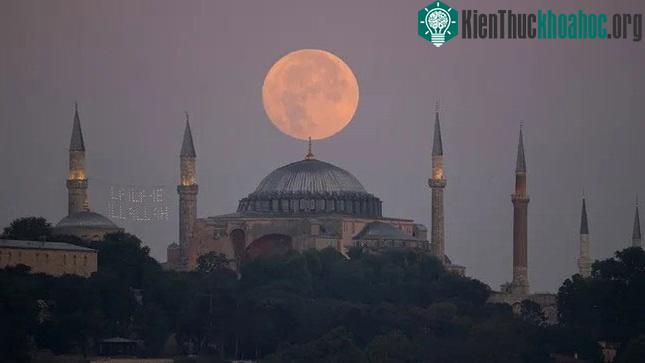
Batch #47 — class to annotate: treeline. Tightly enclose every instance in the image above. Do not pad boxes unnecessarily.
[1,217,644,362]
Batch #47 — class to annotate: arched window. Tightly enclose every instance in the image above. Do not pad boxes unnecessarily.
[84,255,88,266]
[73,255,77,265]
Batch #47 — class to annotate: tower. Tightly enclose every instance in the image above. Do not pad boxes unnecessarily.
[511,126,529,294]
[578,195,591,277]
[177,113,198,269]
[67,103,89,215]
[428,103,446,260]
[633,198,641,248]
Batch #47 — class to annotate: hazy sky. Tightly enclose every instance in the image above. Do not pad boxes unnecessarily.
[1,0,644,292]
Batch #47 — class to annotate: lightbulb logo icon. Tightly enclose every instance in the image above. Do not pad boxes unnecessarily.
[418,1,458,47]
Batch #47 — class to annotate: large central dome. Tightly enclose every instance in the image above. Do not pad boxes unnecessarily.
[237,158,382,217]
[255,159,367,195]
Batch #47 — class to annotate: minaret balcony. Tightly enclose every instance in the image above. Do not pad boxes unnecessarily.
[66,179,88,188]
[177,184,199,194]
[428,179,446,188]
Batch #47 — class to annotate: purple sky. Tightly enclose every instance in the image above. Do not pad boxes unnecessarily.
[1,0,644,292]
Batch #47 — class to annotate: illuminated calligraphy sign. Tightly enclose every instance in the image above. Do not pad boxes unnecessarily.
[106,185,169,222]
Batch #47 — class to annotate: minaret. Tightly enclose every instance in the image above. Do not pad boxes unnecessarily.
[428,102,446,260]
[67,102,89,215]
[511,126,529,294]
[578,195,591,277]
[177,113,198,269]
[633,197,642,248]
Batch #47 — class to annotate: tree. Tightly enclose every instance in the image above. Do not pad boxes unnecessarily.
[265,327,364,362]
[617,335,645,362]
[519,300,546,326]
[1,217,52,241]
[197,252,232,274]
[558,247,645,347]
[365,330,418,363]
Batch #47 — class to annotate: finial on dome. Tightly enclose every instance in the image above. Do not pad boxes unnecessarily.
[305,137,315,160]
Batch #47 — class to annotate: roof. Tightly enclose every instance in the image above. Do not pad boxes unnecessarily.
[0,239,95,252]
[516,127,526,173]
[353,221,418,241]
[432,110,443,156]
[70,103,85,152]
[180,117,196,157]
[55,211,120,230]
[634,204,641,240]
[251,158,369,196]
[580,197,589,234]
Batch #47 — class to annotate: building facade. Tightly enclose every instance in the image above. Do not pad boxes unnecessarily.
[0,239,97,277]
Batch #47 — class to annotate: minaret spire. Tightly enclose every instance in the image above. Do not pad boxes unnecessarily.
[429,101,447,260]
[181,112,197,158]
[66,102,89,214]
[580,195,589,234]
[432,102,443,156]
[70,102,85,152]
[516,124,526,173]
[633,196,642,247]
[511,125,530,294]
[578,194,591,277]
[305,137,315,160]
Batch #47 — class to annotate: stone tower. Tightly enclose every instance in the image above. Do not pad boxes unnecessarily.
[67,103,89,215]
[633,198,641,248]
[177,113,198,269]
[578,195,591,277]
[511,126,529,294]
[428,103,446,260]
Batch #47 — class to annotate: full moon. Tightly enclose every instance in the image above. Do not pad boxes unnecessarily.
[262,49,359,140]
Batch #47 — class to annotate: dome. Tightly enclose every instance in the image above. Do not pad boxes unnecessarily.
[55,211,119,230]
[255,159,367,195]
[238,158,382,217]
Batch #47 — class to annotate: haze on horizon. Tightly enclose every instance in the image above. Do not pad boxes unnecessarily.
[1,0,644,292]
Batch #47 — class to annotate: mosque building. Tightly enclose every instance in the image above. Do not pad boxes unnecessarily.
[166,108,464,273]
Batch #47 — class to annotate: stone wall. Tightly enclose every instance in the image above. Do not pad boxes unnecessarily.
[0,247,97,277]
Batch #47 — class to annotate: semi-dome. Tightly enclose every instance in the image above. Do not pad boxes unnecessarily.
[55,211,119,230]
[238,158,382,217]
